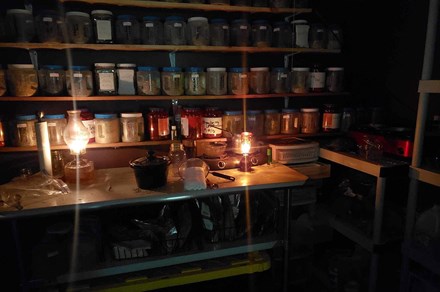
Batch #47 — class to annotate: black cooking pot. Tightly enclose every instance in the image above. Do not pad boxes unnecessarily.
[129,151,169,189]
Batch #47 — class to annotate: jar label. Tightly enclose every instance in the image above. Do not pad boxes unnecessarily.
[48,122,57,127]
[82,120,95,139]
[222,26,228,30]
[95,20,112,41]
[191,73,199,78]
[123,21,132,26]
[239,73,247,78]
[203,117,222,135]
[49,73,59,78]
[259,26,267,30]
[98,72,116,91]
[280,73,288,78]
[274,28,280,32]
[240,25,248,30]
[174,23,183,28]
[73,73,83,78]
[181,117,189,137]
[310,72,325,89]
[248,116,256,121]
[158,117,169,136]
[17,124,27,128]
[145,23,154,27]
[43,17,53,22]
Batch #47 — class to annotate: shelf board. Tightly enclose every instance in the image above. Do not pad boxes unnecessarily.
[409,166,440,187]
[418,80,440,93]
[0,42,340,53]
[60,0,312,14]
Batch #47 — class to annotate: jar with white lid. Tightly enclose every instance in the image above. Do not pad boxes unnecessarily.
[210,18,229,46]
[7,64,38,97]
[94,63,117,95]
[161,67,184,96]
[187,17,209,46]
[281,108,300,134]
[245,110,264,136]
[164,16,186,45]
[141,16,163,45]
[291,67,309,93]
[120,112,144,142]
[45,114,67,145]
[14,114,37,147]
[185,67,206,95]
[117,63,136,95]
[300,108,320,134]
[38,65,66,96]
[35,10,64,43]
[230,19,250,46]
[65,11,93,44]
[91,10,114,43]
[292,20,309,48]
[264,109,280,135]
[250,67,270,94]
[66,66,93,97]
[251,20,272,47]
[222,110,243,135]
[206,67,227,95]
[272,21,292,48]
[326,67,344,93]
[228,67,249,95]
[94,113,120,143]
[115,15,140,44]
[6,9,35,42]
[270,67,289,93]
[137,66,161,95]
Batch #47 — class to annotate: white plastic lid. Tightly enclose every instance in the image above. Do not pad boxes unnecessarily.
[8,64,35,69]
[207,67,226,72]
[7,9,32,15]
[327,67,344,71]
[188,17,208,22]
[95,63,115,68]
[91,10,113,16]
[292,67,310,71]
[250,67,269,72]
[301,108,319,112]
[121,112,142,118]
[66,11,90,18]
[117,63,136,68]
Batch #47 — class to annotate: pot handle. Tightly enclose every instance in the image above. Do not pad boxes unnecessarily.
[211,172,235,182]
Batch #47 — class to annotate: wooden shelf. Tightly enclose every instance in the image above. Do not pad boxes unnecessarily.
[418,80,440,93]
[60,0,312,14]
[409,166,440,187]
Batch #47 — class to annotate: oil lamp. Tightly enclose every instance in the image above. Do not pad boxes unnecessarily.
[239,131,253,172]
[63,110,95,183]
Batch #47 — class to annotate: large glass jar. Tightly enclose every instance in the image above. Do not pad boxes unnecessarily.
[291,67,309,93]
[7,64,38,97]
[94,113,120,143]
[120,112,144,142]
[185,67,206,95]
[164,16,186,45]
[230,19,250,46]
[270,67,289,93]
[300,108,320,134]
[0,67,6,96]
[94,63,117,95]
[264,109,280,135]
[206,67,227,95]
[35,10,64,43]
[117,63,136,95]
[115,14,140,44]
[137,66,161,95]
[38,65,66,96]
[141,16,163,45]
[187,17,209,46]
[203,107,223,138]
[222,110,243,136]
[45,114,67,145]
[161,67,184,96]
[245,110,264,136]
[251,20,272,47]
[272,21,292,48]
[14,114,37,147]
[91,10,114,43]
[66,66,93,97]
[228,67,249,95]
[281,108,300,134]
[309,23,328,49]
[322,104,341,132]
[148,108,169,140]
[6,9,35,42]
[328,24,343,50]
[180,107,203,139]
[326,67,344,93]
[249,67,270,94]
[210,18,229,46]
[65,11,93,44]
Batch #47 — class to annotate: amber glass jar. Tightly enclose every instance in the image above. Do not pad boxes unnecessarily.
[181,107,203,139]
[148,108,169,140]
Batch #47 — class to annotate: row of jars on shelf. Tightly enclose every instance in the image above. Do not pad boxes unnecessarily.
[148,0,308,7]
[2,8,340,50]
[0,63,344,97]
[4,104,354,147]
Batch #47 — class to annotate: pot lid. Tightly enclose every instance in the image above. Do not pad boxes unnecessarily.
[130,151,168,168]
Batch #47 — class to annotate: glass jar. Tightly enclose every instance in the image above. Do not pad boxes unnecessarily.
[161,67,184,96]
[206,67,227,95]
[250,67,270,94]
[45,114,67,145]
[264,109,280,135]
[7,64,38,97]
[230,19,250,46]
[326,67,344,93]
[137,66,161,95]
[38,65,66,96]
[203,107,223,138]
[328,24,343,50]
[80,108,95,143]
[91,10,114,43]
[65,11,93,44]
[66,66,93,97]
[322,104,341,132]
[148,108,170,140]
[164,16,186,45]
[270,67,289,93]
[210,18,229,46]
[271,0,289,8]
[300,108,320,134]
[94,113,120,143]
[94,63,117,95]
[141,16,163,45]
[291,67,309,93]
[281,108,301,134]
[120,112,144,142]
[341,107,355,132]
[272,21,292,48]
[14,114,37,147]
[228,67,249,95]
[245,110,264,136]
[222,110,243,135]
[6,9,35,42]
[251,20,272,47]
[180,107,202,139]
[187,17,209,46]
[117,63,136,95]
[115,15,140,44]
[0,67,6,96]
[35,10,64,43]
[309,23,328,49]
[309,64,326,92]
[185,67,206,95]
[252,0,268,7]
[292,19,309,48]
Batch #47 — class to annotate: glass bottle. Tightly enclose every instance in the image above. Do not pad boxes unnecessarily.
[169,125,187,178]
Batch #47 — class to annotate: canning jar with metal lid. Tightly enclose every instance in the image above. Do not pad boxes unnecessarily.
[45,114,67,145]
[250,67,270,94]
[222,110,243,135]
[181,107,203,139]
[91,10,114,43]
[206,67,227,95]
[272,21,292,48]
[309,64,326,92]
[281,108,300,134]
[322,104,341,132]
[185,67,206,95]
[245,110,264,136]
[117,63,136,95]
[65,11,93,44]
[38,65,66,96]
[270,67,289,93]
[115,15,140,44]
[94,113,120,143]
[6,9,35,42]
[161,67,184,96]
[203,107,223,138]
[35,10,64,43]
[120,112,144,142]
[326,67,344,93]
[187,17,209,46]
[210,18,229,46]
[14,114,37,147]
[230,19,250,46]
[228,67,249,95]
[66,66,93,97]
[7,64,38,97]
[251,20,272,47]
[164,16,186,45]
[94,63,117,95]
[300,108,320,134]
[264,109,280,135]
[148,108,170,140]
[137,66,161,95]
[141,16,163,45]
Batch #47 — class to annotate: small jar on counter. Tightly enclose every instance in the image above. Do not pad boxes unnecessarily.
[270,67,289,93]
[207,67,227,95]
[115,14,140,44]
[38,65,66,96]
[141,16,163,45]
[65,11,93,44]
[249,67,270,94]
[322,104,341,132]
[281,108,301,134]
[228,67,249,95]
[230,19,250,46]
[272,21,292,48]
[7,64,38,97]
[117,63,136,95]
[161,67,184,96]
[210,18,229,46]
[66,66,93,97]
[94,113,120,143]
[6,9,35,42]
[245,110,264,136]
[251,20,272,47]
[309,64,325,92]
[91,10,114,43]
[137,66,161,95]
[326,67,344,93]
[120,112,144,142]
[223,110,243,136]
[14,114,37,147]
[148,108,169,140]
[185,67,206,95]
[291,67,309,93]
[180,107,203,139]
[35,10,64,43]
[203,107,223,138]
[300,108,320,134]
[187,17,209,46]
[264,109,280,135]
[94,63,117,95]
[164,16,186,45]
[45,114,67,145]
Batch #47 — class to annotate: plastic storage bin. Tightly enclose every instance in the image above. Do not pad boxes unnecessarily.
[187,17,209,46]
[251,20,272,47]
[164,16,186,45]
[7,64,38,97]
[94,113,120,143]
[161,67,184,96]
[66,66,93,97]
[38,65,66,96]
[91,10,114,43]
[120,112,144,142]
[66,11,93,44]
[185,67,206,95]
[45,114,67,145]
[6,9,35,42]
[137,66,161,95]
[14,114,37,146]
[115,15,140,44]
[250,67,270,94]
[207,67,227,95]
[231,19,250,46]
[35,10,64,43]
[228,67,249,95]
[210,18,229,46]
[141,16,163,45]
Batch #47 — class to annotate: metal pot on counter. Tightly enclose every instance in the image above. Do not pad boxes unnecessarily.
[129,150,169,189]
